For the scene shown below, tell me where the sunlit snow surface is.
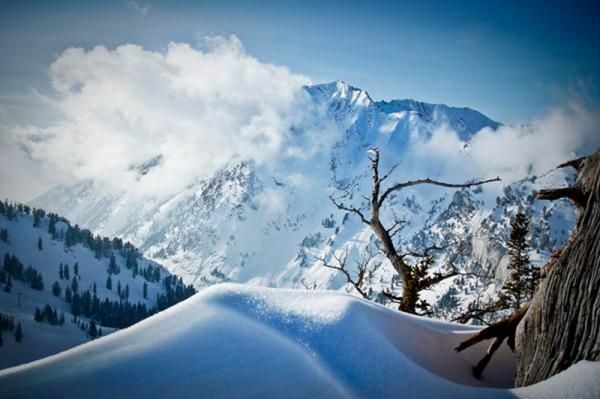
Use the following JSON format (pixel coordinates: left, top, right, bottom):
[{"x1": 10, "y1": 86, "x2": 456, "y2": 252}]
[{"x1": 0, "y1": 284, "x2": 598, "y2": 398}]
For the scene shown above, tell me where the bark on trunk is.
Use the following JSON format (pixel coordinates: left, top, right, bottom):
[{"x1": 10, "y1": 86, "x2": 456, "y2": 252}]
[{"x1": 514, "y1": 150, "x2": 600, "y2": 386}]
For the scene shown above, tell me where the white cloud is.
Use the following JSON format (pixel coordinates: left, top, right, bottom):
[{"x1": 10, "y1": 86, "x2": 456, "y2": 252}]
[
  {"x1": 3, "y1": 36, "x2": 336, "y2": 199},
  {"x1": 409, "y1": 100, "x2": 600, "y2": 184},
  {"x1": 1, "y1": 35, "x2": 597, "y2": 203}
]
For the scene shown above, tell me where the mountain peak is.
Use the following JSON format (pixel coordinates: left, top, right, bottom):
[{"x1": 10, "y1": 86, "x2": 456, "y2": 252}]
[{"x1": 305, "y1": 81, "x2": 374, "y2": 108}]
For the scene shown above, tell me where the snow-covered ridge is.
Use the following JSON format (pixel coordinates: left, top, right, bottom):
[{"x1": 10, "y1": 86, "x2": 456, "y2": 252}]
[
  {"x1": 0, "y1": 284, "x2": 597, "y2": 399},
  {"x1": 306, "y1": 80, "x2": 499, "y2": 139},
  {"x1": 0, "y1": 203, "x2": 195, "y2": 369}
]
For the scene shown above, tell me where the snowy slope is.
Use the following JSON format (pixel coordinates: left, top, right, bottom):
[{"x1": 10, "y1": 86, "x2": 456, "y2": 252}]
[
  {"x1": 0, "y1": 204, "x2": 194, "y2": 369},
  {"x1": 0, "y1": 284, "x2": 598, "y2": 399},
  {"x1": 29, "y1": 81, "x2": 576, "y2": 321}
]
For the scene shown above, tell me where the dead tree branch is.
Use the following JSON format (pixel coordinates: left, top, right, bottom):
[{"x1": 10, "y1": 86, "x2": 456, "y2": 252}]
[
  {"x1": 456, "y1": 305, "x2": 529, "y2": 379},
  {"x1": 455, "y1": 304, "x2": 529, "y2": 353},
  {"x1": 536, "y1": 187, "x2": 587, "y2": 208},
  {"x1": 328, "y1": 147, "x2": 500, "y2": 314},
  {"x1": 316, "y1": 246, "x2": 378, "y2": 299},
  {"x1": 329, "y1": 195, "x2": 370, "y2": 225},
  {"x1": 452, "y1": 300, "x2": 504, "y2": 325},
  {"x1": 557, "y1": 156, "x2": 588, "y2": 171},
  {"x1": 378, "y1": 176, "x2": 501, "y2": 208}
]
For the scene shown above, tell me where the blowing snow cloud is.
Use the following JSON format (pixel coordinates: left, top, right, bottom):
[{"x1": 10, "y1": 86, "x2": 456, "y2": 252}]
[
  {"x1": 1, "y1": 35, "x2": 328, "y2": 198},
  {"x1": 0, "y1": 35, "x2": 598, "y2": 202}
]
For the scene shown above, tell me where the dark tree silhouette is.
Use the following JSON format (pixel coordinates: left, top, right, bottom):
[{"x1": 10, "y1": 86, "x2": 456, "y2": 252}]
[
  {"x1": 498, "y1": 211, "x2": 538, "y2": 311},
  {"x1": 52, "y1": 281, "x2": 62, "y2": 297},
  {"x1": 15, "y1": 322, "x2": 22, "y2": 342},
  {"x1": 329, "y1": 148, "x2": 499, "y2": 314}
]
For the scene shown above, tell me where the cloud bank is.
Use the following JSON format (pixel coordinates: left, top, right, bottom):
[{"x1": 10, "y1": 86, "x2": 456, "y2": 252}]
[
  {"x1": 407, "y1": 100, "x2": 600, "y2": 184},
  {"x1": 0, "y1": 35, "x2": 598, "y2": 202},
  {"x1": 2, "y1": 36, "x2": 339, "y2": 198}
]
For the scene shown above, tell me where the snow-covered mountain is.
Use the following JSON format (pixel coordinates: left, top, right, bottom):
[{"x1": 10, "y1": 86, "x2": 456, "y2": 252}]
[
  {"x1": 1, "y1": 284, "x2": 598, "y2": 399},
  {"x1": 0, "y1": 202, "x2": 195, "y2": 369},
  {"x1": 30, "y1": 81, "x2": 576, "y2": 321}
]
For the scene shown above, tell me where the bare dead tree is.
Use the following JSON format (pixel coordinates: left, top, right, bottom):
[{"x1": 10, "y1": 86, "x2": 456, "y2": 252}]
[
  {"x1": 330, "y1": 147, "x2": 500, "y2": 314},
  {"x1": 299, "y1": 278, "x2": 320, "y2": 290},
  {"x1": 316, "y1": 245, "x2": 379, "y2": 299}
]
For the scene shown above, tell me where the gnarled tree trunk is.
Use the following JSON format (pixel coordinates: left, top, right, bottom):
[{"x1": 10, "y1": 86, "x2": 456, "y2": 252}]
[{"x1": 515, "y1": 150, "x2": 600, "y2": 386}]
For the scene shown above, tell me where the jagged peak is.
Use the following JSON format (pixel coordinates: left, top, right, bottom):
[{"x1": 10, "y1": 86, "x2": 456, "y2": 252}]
[
  {"x1": 306, "y1": 82, "x2": 500, "y2": 131},
  {"x1": 305, "y1": 80, "x2": 374, "y2": 107}
]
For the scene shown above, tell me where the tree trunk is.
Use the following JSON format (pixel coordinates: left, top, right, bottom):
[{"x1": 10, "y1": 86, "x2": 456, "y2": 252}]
[{"x1": 514, "y1": 150, "x2": 600, "y2": 386}]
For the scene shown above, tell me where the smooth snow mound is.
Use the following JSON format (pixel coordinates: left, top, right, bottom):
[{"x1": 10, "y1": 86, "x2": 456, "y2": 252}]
[{"x1": 0, "y1": 284, "x2": 598, "y2": 398}]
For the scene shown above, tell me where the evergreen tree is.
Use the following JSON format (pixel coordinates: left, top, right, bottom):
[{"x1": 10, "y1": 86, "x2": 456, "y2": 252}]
[
  {"x1": 499, "y1": 211, "x2": 537, "y2": 311},
  {"x1": 37, "y1": 237, "x2": 43, "y2": 251},
  {"x1": 0, "y1": 329, "x2": 3, "y2": 346},
  {"x1": 64, "y1": 264, "x2": 70, "y2": 280},
  {"x1": 15, "y1": 322, "x2": 22, "y2": 342},
  {"x1": 71, "y1": 275, "x2": 79, "y2": 293},
  {"x1": 34, "y1": 307, "x2": 43, "y2": 322},
  {"x1": 117, "y1": 280, "x2": 122, "y2": 297},
  {"x1": 143, "y1": 282, "x2": 148, "y2": 299},
  {"x1": 32, "y1": 209, "x2": 41, "y2": 227},
  {"x1": 52, "y1": 281, "x2": 62, "y2": 297},
  {"x1": 3, "y1": 253, "x2": 9, "y2": 270},
  {"x1": 59, "y1": 263, "x2": 64, "y2": 279},
  {"x1": 88, "y1": 320, "x2": 98, "y2": 338},
  {"x1": 24, "y1": 265, "x2": 44, "y2": 290},
  {"x1": 0, "y1": 228, "x2": 8, "y2": 243},
  {"x1": 106, "y1": 275, "x2": 112, "y2": 290},
  {"x1": 48, "y1": 216, "x2": 57, "y2": 238},
  {"x1": 74, "y1": 262, "x2": 79, "y2": 276},
  {"x1": 108, "y1": 254, "x2": 119, "y2": 275},
  {"x1": 65, "y1": 286, "x2": 73, "y2": 303},
  {"x1": 4, "y1": 275, "x2": 11, "y2": 293},
  {"x1": 64, "y1": 226, "x2": 75, "y2": 247},
  {"x1": 71, "y1": 292, "x2": 81, "y2": 316}
]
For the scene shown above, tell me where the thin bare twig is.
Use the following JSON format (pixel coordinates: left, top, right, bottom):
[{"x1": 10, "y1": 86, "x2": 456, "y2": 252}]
[
  {"x1": 329, "y1": 195, "x2": 371, "y2": 225},
  {"x1": 316, "y1": 247, "x2": 377, "y2": 299}
]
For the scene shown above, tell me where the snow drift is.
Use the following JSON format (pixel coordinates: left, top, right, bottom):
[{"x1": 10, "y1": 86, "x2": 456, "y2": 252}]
[{"x1": 0, "y1": 284, "x2": 598, "y2": 398}]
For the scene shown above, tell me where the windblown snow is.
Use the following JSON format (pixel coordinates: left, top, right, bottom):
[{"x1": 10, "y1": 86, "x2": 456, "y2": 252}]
[{"x1": 0, "y1": 284, "x2": 598, "y2": 399}]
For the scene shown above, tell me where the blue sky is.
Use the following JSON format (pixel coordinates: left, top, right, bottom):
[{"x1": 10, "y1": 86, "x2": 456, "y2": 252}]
[{"x1": 0, "y1": 0, "x2": 599, "y2": 123}]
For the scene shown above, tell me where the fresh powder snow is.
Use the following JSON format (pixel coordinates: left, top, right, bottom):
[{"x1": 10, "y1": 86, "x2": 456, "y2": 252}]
[{"x1": 0, "y1": 284, "x2": 597, "y2": 399}]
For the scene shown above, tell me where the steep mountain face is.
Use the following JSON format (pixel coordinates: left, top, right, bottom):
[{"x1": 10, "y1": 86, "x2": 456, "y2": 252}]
[
  {"x1": 0, "y1": 203, "x2": 195, "y2": 369},
  {"x1": 30, "y1": 81, "x2": 575, "y2": 322}
]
